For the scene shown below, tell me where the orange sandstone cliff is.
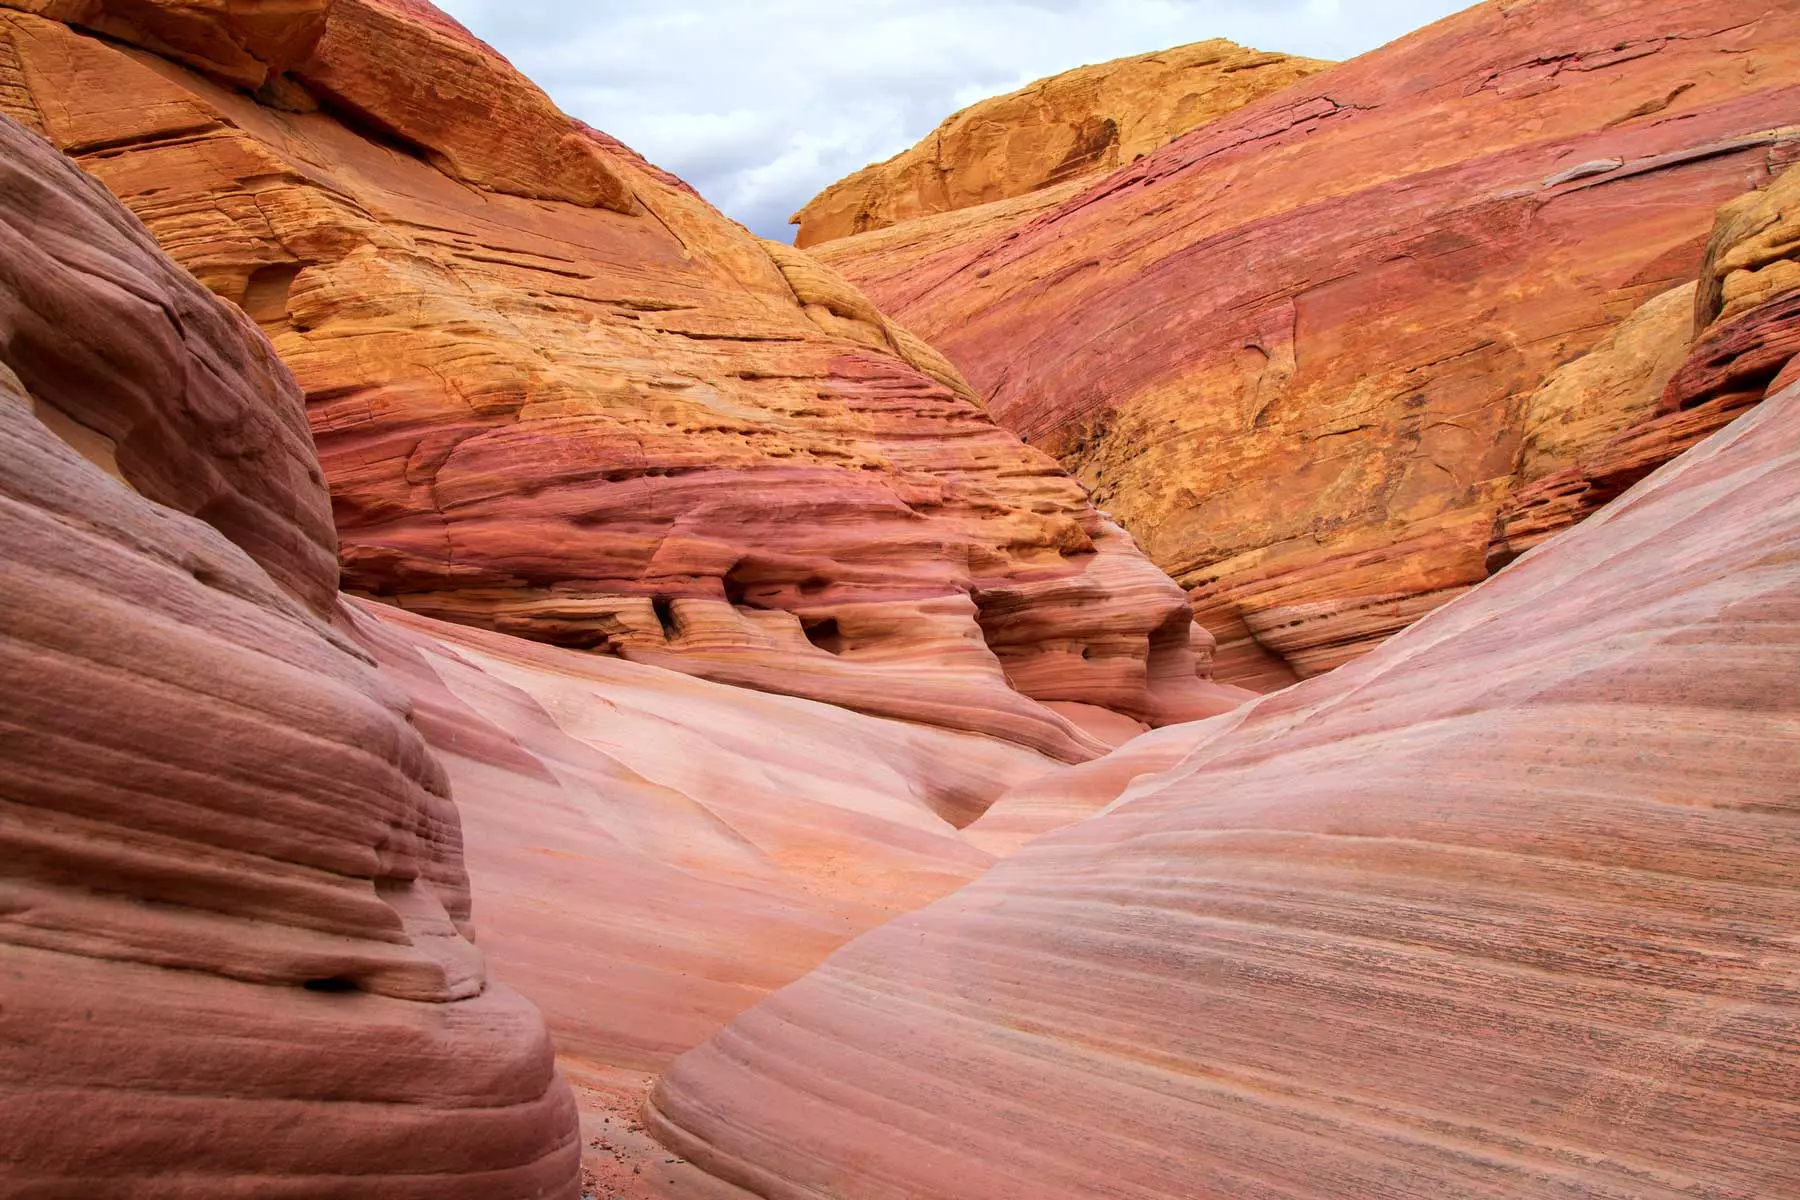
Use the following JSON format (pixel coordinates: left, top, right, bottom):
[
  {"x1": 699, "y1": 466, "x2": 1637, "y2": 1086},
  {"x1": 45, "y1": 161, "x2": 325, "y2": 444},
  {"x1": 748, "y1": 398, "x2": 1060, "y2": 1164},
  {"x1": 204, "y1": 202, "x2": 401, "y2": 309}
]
[
  {"x1": 790, "y1": 39, "x2": 1329, "y2": 248},
  {"x1": 809, "y1": 0, "x2": 1800, "y2": 689},
  {"x1": 1493, "y1": 161, "x2": 1800, "y2": 563},
  {"x1": 0, "y1": 0, "x2": 1240, "y2": 765}
]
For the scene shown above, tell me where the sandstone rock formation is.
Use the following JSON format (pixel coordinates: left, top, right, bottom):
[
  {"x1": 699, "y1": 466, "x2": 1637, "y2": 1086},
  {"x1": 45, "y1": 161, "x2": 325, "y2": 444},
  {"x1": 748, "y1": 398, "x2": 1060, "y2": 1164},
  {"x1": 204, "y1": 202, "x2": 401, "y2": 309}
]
[
  {"x1": 0, "y1": 0, "x2": 1239, "y2": 761},
  {"x1": 0, "y1": 0, "x2": 330, "y2": 87},
  {"x1": 1493, "y1": 162, "x2": 1800, "y2": 564},
  {"x1": 11, "y1": 2, "x2": 1797, "y2": 1197},
  {"x1": 0, "y1": 111, "x2": 578, "y2": 1197},
  {"x1": 651, "y1": 365, "x2": 1800, "y2": 1200},
  {"x1": 791, "y1": 39, "x2": 1328, "y2": 247},
  {"x1": 809, "y1": 0, "x2": 1800, "y2": 689}
]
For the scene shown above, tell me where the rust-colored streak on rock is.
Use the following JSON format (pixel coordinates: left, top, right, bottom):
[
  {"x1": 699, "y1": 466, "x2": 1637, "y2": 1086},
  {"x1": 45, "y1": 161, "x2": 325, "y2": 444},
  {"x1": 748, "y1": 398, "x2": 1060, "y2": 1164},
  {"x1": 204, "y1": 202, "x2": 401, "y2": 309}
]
[
  {"x1": 792, "y1": 39, "x2": 1329, "y2": 247},
  {"x1": 650, "y1": 373, "x2": 1800, "y2": 1200},
  {"x1": 0, "y1": 112, "x2": 578, "y2": 1197},
  {"x1": 1, "y1": 1, "x2": 1238, "y2": 760},
  {"x1": 812, "y1": 0, "x2": 1800, "y2": 687}
]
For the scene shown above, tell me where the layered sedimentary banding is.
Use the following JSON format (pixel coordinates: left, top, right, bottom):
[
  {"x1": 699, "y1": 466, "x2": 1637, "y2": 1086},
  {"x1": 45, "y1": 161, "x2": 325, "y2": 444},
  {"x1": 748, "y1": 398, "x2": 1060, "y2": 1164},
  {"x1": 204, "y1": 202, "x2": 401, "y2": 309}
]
[
  {"x1": 809, "y1": 0, "x2": 1800, "y2": 689},
  {"x1": 0, "y1": 0, "x2": 1238, "y2": 760},
  {"x1": 0, "y1": 111, "x2": 578, "y2": 1198},
  {"x1": 650, "y1": 361, "x2": 1800, "y2": 1200}
]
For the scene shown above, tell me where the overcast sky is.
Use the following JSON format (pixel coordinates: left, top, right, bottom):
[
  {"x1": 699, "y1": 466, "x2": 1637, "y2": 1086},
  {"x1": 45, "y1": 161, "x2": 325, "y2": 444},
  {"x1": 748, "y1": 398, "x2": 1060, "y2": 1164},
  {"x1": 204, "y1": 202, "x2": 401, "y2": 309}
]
[{"x1": 435, "y1": 0, "x2": 1472, "y2": 242}]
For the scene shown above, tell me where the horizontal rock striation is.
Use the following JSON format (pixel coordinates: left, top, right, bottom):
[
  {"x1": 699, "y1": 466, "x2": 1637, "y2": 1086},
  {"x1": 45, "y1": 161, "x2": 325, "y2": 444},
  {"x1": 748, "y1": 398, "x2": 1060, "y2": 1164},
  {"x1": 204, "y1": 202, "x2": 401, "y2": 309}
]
[
  {"x1": 791, "y1": 39, "x2": 1328, "y2": 247},
  {"x1": 809, "y1": 0, "x2": 1800, "y2": 690},
  {"x1": 0, "y1": 111, "x2": 578, "y2": 1197},
  {"x1": 650, "y1": 353, "x2": 1800, "y2": 1200},
  {"x1": 0, "y1": 0, "x2": 1240, "y2": 761}
]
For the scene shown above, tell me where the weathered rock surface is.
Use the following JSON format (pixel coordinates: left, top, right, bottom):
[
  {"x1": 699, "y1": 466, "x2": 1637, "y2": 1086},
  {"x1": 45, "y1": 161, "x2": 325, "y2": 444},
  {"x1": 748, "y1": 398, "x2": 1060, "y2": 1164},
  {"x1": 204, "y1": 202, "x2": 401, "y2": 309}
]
[
  {"x1": 650, "y1": 365, "x2": 1800, "y2": 1200},
  {"x1": 0, "y1": 111, "x2": 577, "y2": 1197},
  {"x1": 1492, "y1": 162, "x2": 1800, "y2": 564},
  {"x1": 0, "y1": 0, "x2": 1239, "y2": 760},
  {"x1": 811, "y1": 0, "x2": 1800, "y2": 689},
  {"x1": 791, "y1": 39, "x2": 1327, "y2": 248},
  {"x1": 1511, "y1": 282, "x2": 1698, "y2": 484},
  {"x1": 345, "y1": 597, "x2": 1072, "y2": 1194}
]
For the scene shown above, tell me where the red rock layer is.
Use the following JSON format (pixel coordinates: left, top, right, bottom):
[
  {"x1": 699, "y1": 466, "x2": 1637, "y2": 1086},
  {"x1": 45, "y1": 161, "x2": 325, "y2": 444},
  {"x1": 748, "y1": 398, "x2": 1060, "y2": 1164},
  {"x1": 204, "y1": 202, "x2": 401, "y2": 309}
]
[
  {"x1": 810, "y1": 0, "x2": 1800, "y2": 690},
  {"x1": 0, "y1": 0, "x2": 1240, "y2": 763},
  {"x1": 650, "y1": 370, "x2": 1800, "y2": 1200},
  {"x1": 0, "y1": 113, "x2": 577, "y2": 1197}
]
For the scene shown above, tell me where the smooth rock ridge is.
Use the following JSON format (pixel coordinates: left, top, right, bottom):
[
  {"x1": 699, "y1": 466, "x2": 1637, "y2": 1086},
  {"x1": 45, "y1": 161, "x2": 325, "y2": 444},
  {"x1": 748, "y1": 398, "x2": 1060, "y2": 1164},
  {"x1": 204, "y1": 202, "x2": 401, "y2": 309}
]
[{"x1": 0, "y1": 111, "x2": 579, "y2": 1198}]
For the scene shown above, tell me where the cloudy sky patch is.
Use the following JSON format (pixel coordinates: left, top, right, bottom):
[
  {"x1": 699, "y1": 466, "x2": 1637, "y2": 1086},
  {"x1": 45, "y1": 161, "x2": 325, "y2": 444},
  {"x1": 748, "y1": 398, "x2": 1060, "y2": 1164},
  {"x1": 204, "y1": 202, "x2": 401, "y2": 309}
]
[{"x1": 435, "y1": 0, "x2": 1473, "y2": 241}]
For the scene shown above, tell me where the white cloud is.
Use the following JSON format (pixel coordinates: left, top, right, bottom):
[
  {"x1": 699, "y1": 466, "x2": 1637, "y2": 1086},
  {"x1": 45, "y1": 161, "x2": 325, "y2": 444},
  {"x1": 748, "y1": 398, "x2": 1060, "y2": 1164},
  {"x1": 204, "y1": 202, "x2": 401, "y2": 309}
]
[{"x1": 434, "y1": 0, "x2": 1473, "y2": 241}]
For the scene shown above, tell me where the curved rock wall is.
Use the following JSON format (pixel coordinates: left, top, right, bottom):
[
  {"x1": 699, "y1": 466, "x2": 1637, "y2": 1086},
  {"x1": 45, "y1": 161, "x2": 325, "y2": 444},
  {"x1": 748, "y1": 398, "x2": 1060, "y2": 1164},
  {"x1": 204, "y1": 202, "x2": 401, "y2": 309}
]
[
  {"x1": 344, "y1": 595, "x2": 1074, "y2": 1190},
  {"x1": 809, "y1": 0, "x2": 1800, "y2": 689},
  {"x1": 0, "y1": 0, "x2": 1240, "y2": 761},
  {"x1": 650, "y1": 354, "x2": 1800, "y2": 1200},
  {"x1": 791, "y1": 38, "x2": 1328, "y2": 247},
  {"x1": 348, "y1": 597, "x2": 1054, "y2": 1074},
  {"x1": 0, "y1": 112, "x2": 578, "y2": 1197}
]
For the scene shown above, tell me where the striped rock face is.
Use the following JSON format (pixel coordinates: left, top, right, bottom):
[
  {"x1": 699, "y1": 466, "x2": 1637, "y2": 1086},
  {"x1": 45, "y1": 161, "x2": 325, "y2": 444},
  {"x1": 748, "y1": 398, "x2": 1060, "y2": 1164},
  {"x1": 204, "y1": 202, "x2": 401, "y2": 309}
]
[
  {"x1": 0, "y1": 5, "x2": 1251, "y2": 1193},
  {"x1": 649, "y1": 363, "x2": 1800, "y2": 1200},
  {"x1": 0, "y1": 111, "x2": 579, "y2": 1198},
  {"x1": 808, "y1": 0, "x2": 1800, "y2": 690},
  {"x1": 0, "y1": 0, "x2": 1245, "y2": 767}
]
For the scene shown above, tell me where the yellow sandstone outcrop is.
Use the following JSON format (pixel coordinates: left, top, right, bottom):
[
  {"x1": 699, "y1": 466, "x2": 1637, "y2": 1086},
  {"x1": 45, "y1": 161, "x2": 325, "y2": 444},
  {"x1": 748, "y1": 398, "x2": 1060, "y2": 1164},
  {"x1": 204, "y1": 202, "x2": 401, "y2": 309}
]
[{"x1": 790, "y1": 39, "x2": 1329, "y2": 247}]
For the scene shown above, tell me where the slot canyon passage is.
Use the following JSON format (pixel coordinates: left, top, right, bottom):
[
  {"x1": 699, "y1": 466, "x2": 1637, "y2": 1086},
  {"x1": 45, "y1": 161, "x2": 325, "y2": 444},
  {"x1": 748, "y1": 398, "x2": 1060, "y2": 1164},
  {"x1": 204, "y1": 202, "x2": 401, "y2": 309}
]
[{"x1": 0, "y1": 0, "x2": 1795, "y2": 1197}]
